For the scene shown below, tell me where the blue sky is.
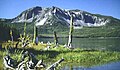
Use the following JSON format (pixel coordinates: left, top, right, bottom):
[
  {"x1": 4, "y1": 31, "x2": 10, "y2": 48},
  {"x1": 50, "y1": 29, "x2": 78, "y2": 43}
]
[{"x1": 0, "y1": 0, "x2": 120, "y2": 19}]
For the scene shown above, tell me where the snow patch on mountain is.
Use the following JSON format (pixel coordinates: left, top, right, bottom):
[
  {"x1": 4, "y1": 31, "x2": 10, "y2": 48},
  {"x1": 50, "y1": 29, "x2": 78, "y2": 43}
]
[
  {"x1": 36, "y1": 17, "x2": 48, "y2": 26},
  {"x1": 11, "y1": 6, "x2": 110, "y2": 27}
]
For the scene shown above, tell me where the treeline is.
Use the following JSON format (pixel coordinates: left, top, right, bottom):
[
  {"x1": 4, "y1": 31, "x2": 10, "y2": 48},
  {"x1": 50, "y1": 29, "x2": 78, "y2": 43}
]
[
  {"x1": 73, "y1": 26, "x2": 120, "y2": 37},
  {"x1": 1, "y1": 22, "x2": 69, "y2": 34},
  {"x1": 1, "y1": 20, "x2": 120, "y2": 41},
  {"x1": 0, "y1": 22, "x2": 19, "y2": 41}
]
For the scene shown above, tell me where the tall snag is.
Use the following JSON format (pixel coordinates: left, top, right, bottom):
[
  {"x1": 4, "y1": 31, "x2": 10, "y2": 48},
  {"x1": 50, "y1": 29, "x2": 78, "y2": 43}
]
[
  {"x1": 10, "y1": 30, "x2": 13, "y2": 42},
  {"x1": 32, "y1": 13, "x2": 38, "y2": 45},
  {"x1": 18, "y1": 13, "x2": 31, "y2": 48},
  {"x1": 68, "y1": 15, "x2": 74, "y2": 48},
  {"x1": 33, "y1": 25, "x2": 38, "y2": 45},
  {"x1": 23, "y1": 22, "x2": 26, "y2": 37},
  {"x1": 54, "y1": 31, "x2": 58, "y2": 47}
]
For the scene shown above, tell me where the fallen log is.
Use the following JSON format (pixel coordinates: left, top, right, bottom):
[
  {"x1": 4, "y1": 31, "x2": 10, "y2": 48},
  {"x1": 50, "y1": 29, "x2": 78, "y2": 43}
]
[
  {"x1": 46, "y1": 58, "x2": 64, "y2": 70},
  {"x1": 35, "y1": 60, "x2": 46, "y2": 68}
]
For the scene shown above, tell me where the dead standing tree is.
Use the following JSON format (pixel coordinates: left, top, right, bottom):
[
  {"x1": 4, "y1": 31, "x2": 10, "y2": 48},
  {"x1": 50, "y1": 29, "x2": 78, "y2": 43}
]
[
  {"x1": 10, "y1": 30, "x2": 13, "y2": 43},
  {"x1": 68, "y1": 15, "x2": 74, "y2": 48},
  {"x1": 33, "y1": 13, "x2": 38, "y2": 45},
  {"x1": 18, "y1": 14, "x2": 31, "y2": 49},
  {"x1": 54, "y1": 31, "x2": 58, "y2": 47},
  {"x1": 33, "y1": 25, "x2": 38, "y2": 45}
]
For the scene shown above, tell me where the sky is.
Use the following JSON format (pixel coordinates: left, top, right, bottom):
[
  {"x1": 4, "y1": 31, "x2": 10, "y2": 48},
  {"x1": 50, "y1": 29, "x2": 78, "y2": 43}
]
[{"x1": 0, "y1": 0, "x2": 120, "y2": 19}]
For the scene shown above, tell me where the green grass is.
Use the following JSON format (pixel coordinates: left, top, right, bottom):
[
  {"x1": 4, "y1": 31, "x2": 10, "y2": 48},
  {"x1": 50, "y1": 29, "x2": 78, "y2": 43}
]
[
  {"x1": 0, "y1": 43, "x2": 120, "y2": 69},
  {"x1": 50, "y1": 47, "x2": 120, "y2": 66}
]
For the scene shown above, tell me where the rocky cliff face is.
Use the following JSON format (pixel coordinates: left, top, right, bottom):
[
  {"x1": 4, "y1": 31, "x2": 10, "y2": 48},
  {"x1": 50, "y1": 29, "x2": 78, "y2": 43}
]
[{"x1": 12, "y1": 6, "x2": 110, "y2": 27}]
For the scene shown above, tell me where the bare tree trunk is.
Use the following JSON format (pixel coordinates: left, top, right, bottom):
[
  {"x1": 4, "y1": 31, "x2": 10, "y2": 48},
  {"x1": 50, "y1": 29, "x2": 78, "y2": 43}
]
[
  {"x1": 54, "y1": 31, "x2": 58, "y2": 47},
  {"x1": 10, "y1": 30, "x2": 13, "y2": 42},
  {"x1": 68, "y1": 34, "x2": 72, "y2": 48},
  {"x1": 33, "y1": 25, "x2": 38, "y2": 45},
  {"x1": 68, "y1": 15, "x2": 74, "y2": 48},
  {"x1": 32, "y1": 13, "x2": 38, "y2": 45},
  {"x1": 35, "y1": 27, "x2": 38, "y2": 45},
  {"x1": 23, "y1": 22, "x2": 26, "y2": 37},
  {"x1": 33, "y1": 25, "x2": 36, "y2": 44}
]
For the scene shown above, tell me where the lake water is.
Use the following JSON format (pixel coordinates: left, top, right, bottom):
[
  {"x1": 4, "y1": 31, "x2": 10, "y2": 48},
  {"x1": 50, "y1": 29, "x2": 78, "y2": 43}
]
[
  {"x1": 39, "y1": 37, "x2": 120, "y2": 70},
  {"x1": 39, "y1": 37, "x2": 120, "y2": 51},
  {"x1": 61, "y1": 61, "x2": 120, "y2": 70}
]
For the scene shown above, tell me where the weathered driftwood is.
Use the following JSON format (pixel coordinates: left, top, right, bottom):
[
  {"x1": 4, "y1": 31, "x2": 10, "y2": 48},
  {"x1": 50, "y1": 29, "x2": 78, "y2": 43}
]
[
  {"x1": 27, "y1": 53, "x2": 38, "y2": 69},
  {"x1": 3, "y1": 55, "x2": 16, "y2": 70},
  {"x1": 3, "y1": 51, "x2": 63, "y2": 70},
  {"x1": 46, "y1": 58, "x2": 64, "y2": 70},
  {"x1": 26, "y1": 52, "x2": 46, "y2": 69},
  {"x1": 35, "y1": 60, "x2": 46, "y2": 68},
  {"x1": 21, "y1": 51, "x2": 46, "y2": 69},
  {"x1": 16, "y1": 61, "x2": 26, "y2": 70},
  {"x1": 26, "y1": 60, "x2": 36, "y2": 69}
]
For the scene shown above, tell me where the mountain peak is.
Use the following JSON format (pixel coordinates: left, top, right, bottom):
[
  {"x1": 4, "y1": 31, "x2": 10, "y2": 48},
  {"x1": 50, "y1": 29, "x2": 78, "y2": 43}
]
[{"x1": 11, "y1": 6, "x2": 112, "y2": 27}]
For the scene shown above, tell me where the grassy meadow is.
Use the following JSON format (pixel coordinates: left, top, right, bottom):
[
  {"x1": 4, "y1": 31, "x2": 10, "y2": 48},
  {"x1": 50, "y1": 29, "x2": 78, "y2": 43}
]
[
  {"x1": 0, "y1": 21, "x2": 120, "y2": 69},
  {"x1": 0, "y1": 42, "x2": 120, "y2": 69}
]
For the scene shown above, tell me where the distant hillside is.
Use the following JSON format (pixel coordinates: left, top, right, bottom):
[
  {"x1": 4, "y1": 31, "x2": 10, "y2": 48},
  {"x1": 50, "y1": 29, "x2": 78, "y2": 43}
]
[{"x1": 0, "y1": 6, "x2": 120, "y2": 40}]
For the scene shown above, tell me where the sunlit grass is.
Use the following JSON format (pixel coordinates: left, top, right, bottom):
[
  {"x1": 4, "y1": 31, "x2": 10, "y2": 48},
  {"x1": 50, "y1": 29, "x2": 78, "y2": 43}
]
[{"x1": 0, "y1": 42, "x2": 120, "y2": 69}]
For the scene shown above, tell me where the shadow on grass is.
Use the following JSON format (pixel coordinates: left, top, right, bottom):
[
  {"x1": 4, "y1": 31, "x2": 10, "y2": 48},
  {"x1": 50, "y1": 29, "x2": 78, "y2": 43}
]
[
  {"x1": 26, "y1": 48, "x2": 60, "y2": 58},
  {"x1": 0, "y1": 46, "x2": 61, "y2": 59}
]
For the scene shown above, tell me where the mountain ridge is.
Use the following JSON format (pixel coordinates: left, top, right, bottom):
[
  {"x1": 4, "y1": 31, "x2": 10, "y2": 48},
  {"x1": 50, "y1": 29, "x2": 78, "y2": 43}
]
[
  {"x1": 10, "y1": 6, "x2": 120, "y2": 27},
  {"x1": 1, "y1": 6, "x2": 120, "y2": 41}
]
